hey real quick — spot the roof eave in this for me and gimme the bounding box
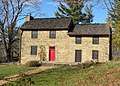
[20,27,69,30]
[67,33,110,36]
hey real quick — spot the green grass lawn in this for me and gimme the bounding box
[0,65,36,77]
[10,61,120,86]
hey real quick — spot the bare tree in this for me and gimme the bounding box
[0,0,41,62]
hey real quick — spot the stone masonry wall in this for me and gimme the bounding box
[21,30,110,64]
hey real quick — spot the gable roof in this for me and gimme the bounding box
[20,17,111,36]
[68,24,110,36]
[20,18,71,30]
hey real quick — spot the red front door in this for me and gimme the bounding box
[49,47,55,61]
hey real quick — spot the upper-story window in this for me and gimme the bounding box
[31,31,38,38]
[49,30,56,39]
[31,46,37,55]
[76,37,81,44]
[93,36,99,44]
[92,50,98,59]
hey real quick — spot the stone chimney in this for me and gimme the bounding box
[26,14,34,21]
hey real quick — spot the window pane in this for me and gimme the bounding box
[93,36,99,44]
[31,46,37,55]
[76,37,81,44]
[31,31,38,38]
[49,31,56,39]
[92,50,98,59]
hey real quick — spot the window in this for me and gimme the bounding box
[93,36,99,44]
[92,50,98,59]
[76,37,81,44]
[31,46,37,55]
[31,31,38,38]
[75,50,82,62]
[49,31,56,39]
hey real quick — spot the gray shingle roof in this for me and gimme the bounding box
[20,17,111,35]
[68,24,110,36]
[20,18,71,30]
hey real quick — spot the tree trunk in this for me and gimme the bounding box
[6,48,12,62]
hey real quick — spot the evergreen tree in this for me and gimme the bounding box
[55,0,94,25]
[109,0,120,23]
[111,20,120,50]
[108,0,120,50]
[82,5,93,24]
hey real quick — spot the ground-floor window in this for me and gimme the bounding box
[92,50,98,59]
[75,50,82,62]
[31,46,37,55]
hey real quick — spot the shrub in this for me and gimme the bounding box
[25,61,41,67]
[113,56,120,61]
[82,60,95,69]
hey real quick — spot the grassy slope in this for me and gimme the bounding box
[13,62,120,86]
[0,65,36,77]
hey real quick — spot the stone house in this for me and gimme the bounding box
[20,16,112,64]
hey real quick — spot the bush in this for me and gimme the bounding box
[113,56,120,61]
[25,61,41,67]
[82,60,95,69]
